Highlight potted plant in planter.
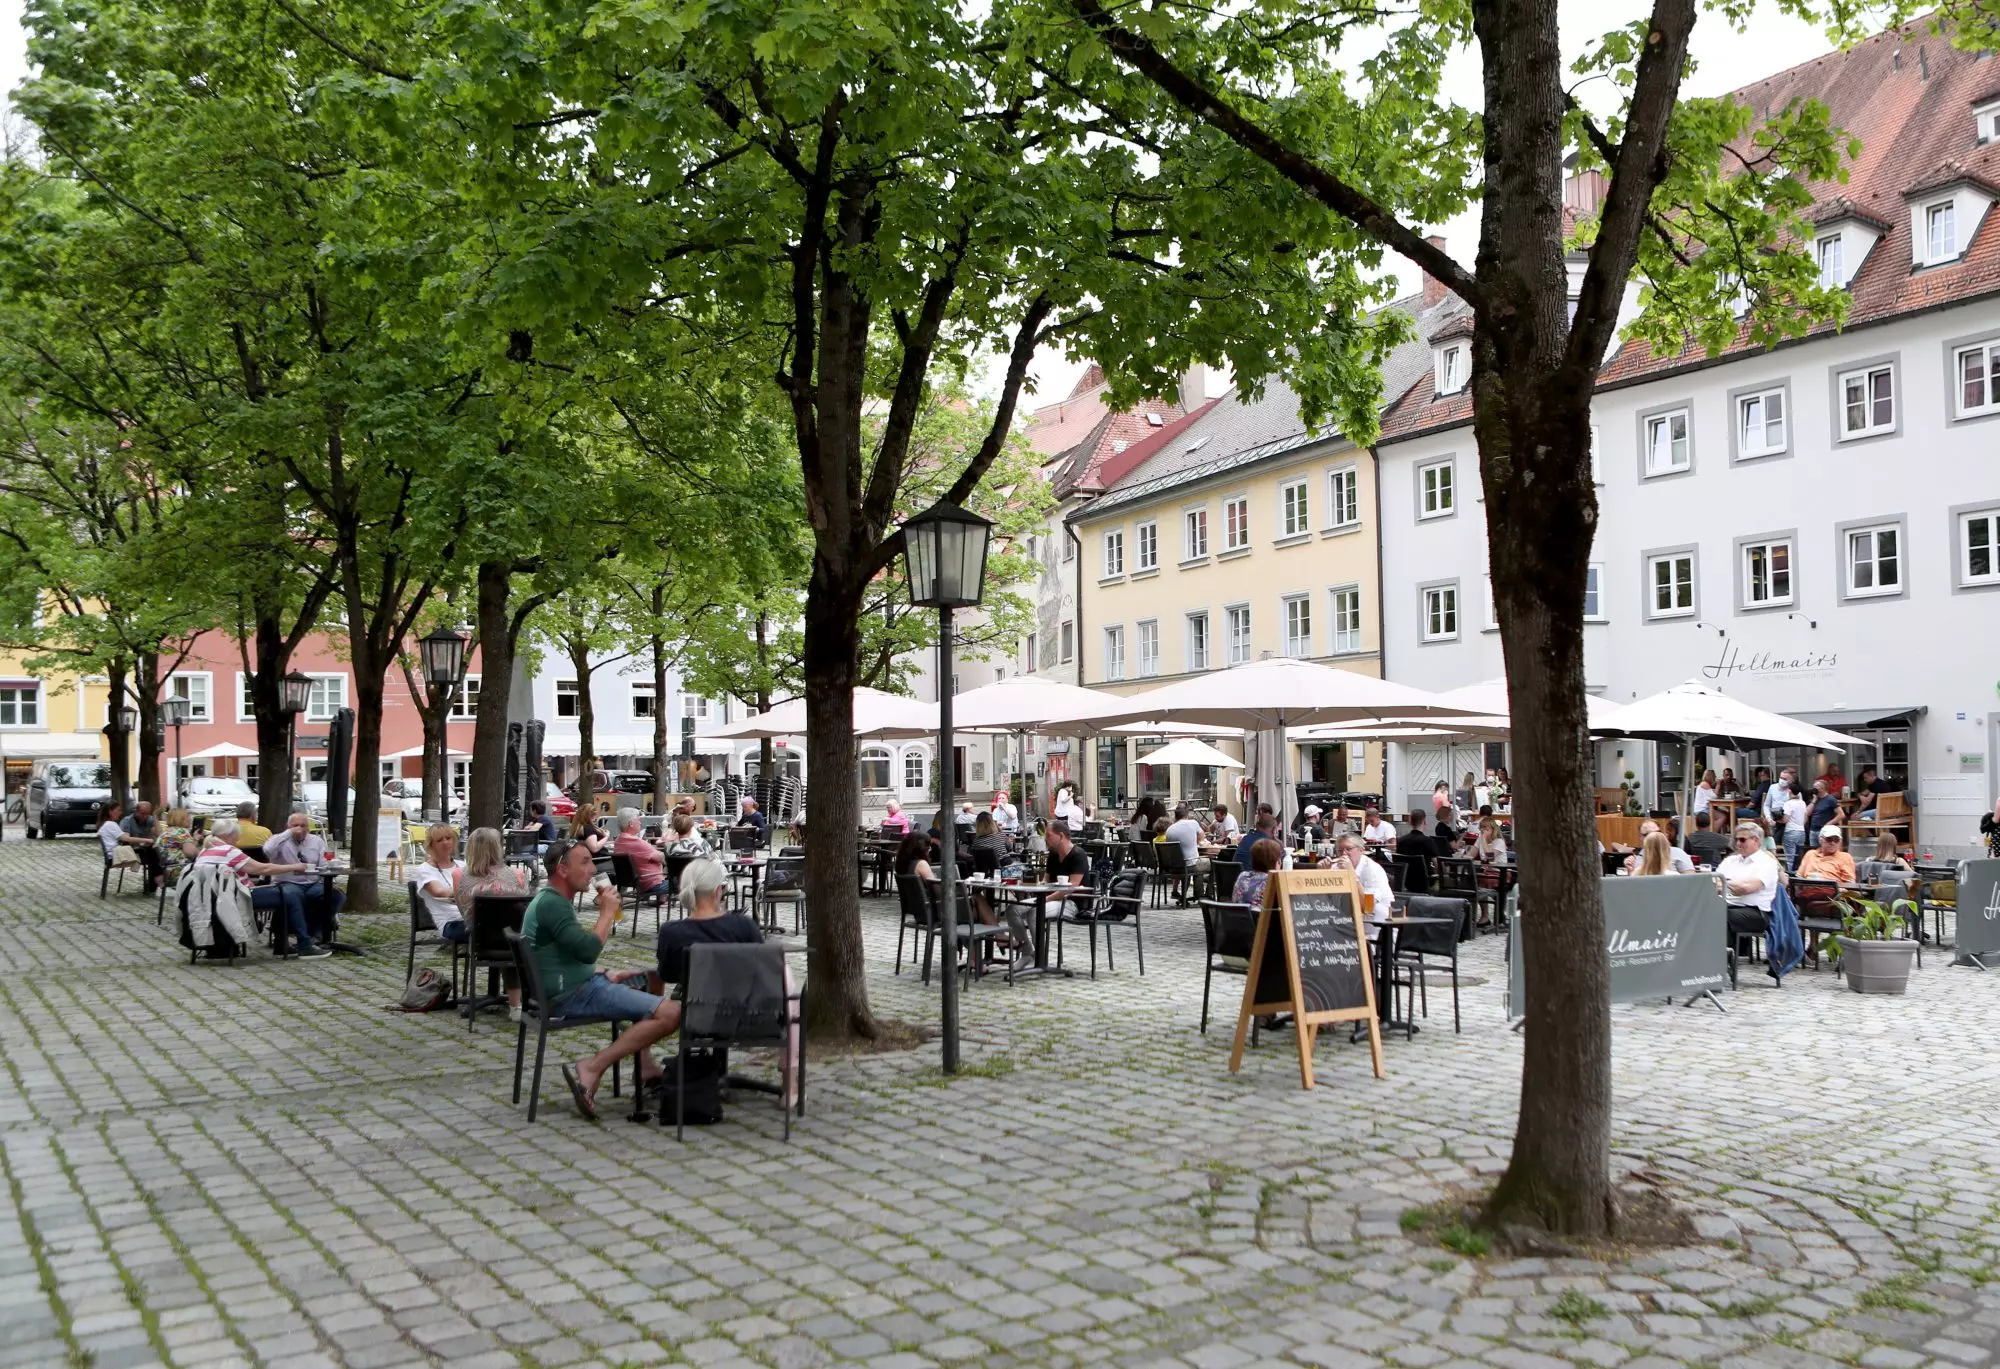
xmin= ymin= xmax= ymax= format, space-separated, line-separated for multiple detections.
xmin=1827 ymin=893 xmax=1921 ymax=995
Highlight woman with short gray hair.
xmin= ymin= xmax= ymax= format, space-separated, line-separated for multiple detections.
xmin=655 ymin=856 xmax=763 ymax=992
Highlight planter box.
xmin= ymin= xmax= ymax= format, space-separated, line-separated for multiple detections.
xmin=1837 ymin=936 xmax=1918 ymax=995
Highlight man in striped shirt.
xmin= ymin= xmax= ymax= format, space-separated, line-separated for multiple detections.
xmin=196 ymin=819 xmax=328 ymax=958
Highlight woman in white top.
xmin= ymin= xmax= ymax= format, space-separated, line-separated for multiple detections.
xmin=1473 ymin=817 xmax=1508 ymax=863
xmin=96 ymin=802 xmax=125 ymax=864
xmin=1692 ymin=769 xmax=1718 ymax=817
xmin=413 ymin=824 xmax=468 ymax=941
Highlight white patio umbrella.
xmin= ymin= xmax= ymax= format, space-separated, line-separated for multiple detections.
xmin=1136 ymin=738 xmax=1244 ymax=769
xmin=1602 ymin=679 xmax=1862 ymax=841
xmin=186 ymin=740 xmax=260 ymax=760
xmin=1290 ymin=717 xmax=1512 ymax=742
xmin=704 ymin=687 xmax=938 ymax=741
xmin=1429 ymin=677 xmax=1632 ymax=732
xmin=382 ymin=744 xmax=471 ymax=761
xmin=1061 ymin=658 xmax=1488 ymax=836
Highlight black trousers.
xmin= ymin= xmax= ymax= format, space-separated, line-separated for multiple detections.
xmin=1726 ymin=905 xmax=1768 ymax=939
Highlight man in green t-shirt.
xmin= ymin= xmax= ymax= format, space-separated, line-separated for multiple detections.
xmin=525 ymin=840 xmax=681 ymax=1118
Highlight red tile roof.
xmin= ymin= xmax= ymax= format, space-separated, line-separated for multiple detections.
xmin=1379 ymin=17 xmax=2000 ymax=444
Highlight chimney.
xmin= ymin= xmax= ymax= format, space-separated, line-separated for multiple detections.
xmin=1178 ymin=363 xmax=1207 ymax=413
xmin=1564 ymin=169 xmax=1607 ymax=217
xmin=1421 ymin=235 xmax=1450 ymax=308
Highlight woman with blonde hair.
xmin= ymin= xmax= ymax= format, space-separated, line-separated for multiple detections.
xmin=567 ymin=809 xmax=608 ymax=855
xmin=1633 ymin=830 xmax=1675 ymax=877
xmin=1871 ymin=833 xmax=1911 ymax=871
xmin=1472 ymin=816 xmax=1508 ymax=863
xmin=456 ymin=827 xmax=530 ymax=1016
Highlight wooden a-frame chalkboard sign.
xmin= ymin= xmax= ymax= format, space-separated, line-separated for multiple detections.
xmin=1227 ymin=867 xmax=1384 ymax=1089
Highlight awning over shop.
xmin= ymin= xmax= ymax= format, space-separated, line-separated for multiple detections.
xmin=0 ymin=732 xmax=106 ymax=758
xmin=1785 ymin=706 xmax=1926 ymax=730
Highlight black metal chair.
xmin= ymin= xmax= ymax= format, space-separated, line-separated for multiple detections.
xmin=760 ymin=855 xmax=806 ymax=935
xmin=1436 ymin=857 xmax=1479 ymax=915
xmin=922 ymin=878 xmax=1013 ymax=983
xmin=664 ymin=852 xmax=698 ymax=910
xmin=404 ymin=879 xmax=464 ymax=991
xmin=671 ymin=943 xmax=802 ymax=1141
xmin=894 ymin=873 xmax=935 ymax=980
xmin=1391 ymin=851 xmax=1433 ymax=895
xmin=1393 ymin=895 xmax=1470 ymax=1035
xmin=463 ymin=892 xmax=531 ymax=1029
xmin=727 ymin=827 xmax=761 ymax=854
xmin=101 ymin=848 xmax=141 ymax=897
xmin=609 ymin=851 xmax=669 ymax=940
xmin=502 ymin=928 xmax=630 ymax=1123
xmin=503 ymin=829 xmax=541 ymax=877
xmin=1198 ymin=900 xmax=1260 ymax=1036
xmin=1793 ymin=878 xmax=1845 ymax=970
xmin=1054 ymin=868 xmax=1146 ymax=979
xmin=1207 ymin=858 xmax=1241 ymax=904
xmin=1155 ymin=842 xmax=1192 ymax=907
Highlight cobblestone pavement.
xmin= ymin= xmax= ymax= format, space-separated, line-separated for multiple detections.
xmin=3 ymin=833 xmax=1999 ymax=1369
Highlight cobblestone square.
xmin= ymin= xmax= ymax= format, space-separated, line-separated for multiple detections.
xmin=3 ymin=834 xmax=1996 ymax=1369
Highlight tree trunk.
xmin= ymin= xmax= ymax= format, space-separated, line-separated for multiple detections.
xmin=1474 ymin=0 xmax=1617 ymax=1240
xmin=105 ymin=656 xmax=132 ymax=811
xmin=568 ymin=636 xmax=598 ymax=814
xmin=756 ymin=610 xmax=774 ymax=787
xmin=469 ymin=561 xmax=514 ymax=829
xmin=343 ymin=655 xmax=386 ymax=912
xmin=132 ymin=652 xmax=163 ymax=810
xmin=800 ymin=561 xmax=877 ymax=1041
xmin=651 ymin=584 xmax=670 ymax=809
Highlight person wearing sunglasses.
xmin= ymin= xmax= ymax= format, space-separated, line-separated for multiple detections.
xmin=1716 ymin=821 xmax=1784 ymax=977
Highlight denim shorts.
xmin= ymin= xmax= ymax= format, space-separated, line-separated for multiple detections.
xmin=556 ymin=972 xmax=662 ymax=1023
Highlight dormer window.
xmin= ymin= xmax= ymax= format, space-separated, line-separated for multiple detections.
xmin=1977 ymin=100 xmax=2000 ymax=144
xmin=1435 ymin=342 xmax=1466 ymax=395
xmin=1816 ymin=233 xmax=1843 ymax=289
xmin=1927 ymin=200 xmax=1958 ymax=260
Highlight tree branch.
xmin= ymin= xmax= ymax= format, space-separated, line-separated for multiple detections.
xmin=1065 ymin=0 xmax=1483 ymax=311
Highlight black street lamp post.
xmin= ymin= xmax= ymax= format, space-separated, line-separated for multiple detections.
xmin=898 ymin=497 xmax=992 ymax=1075
xmin=280 ymin=671 xmax=312 ymax=814
xmin=419 ymin=628 xmax=468 ymax=823
xmin=162 ymin=696 xmax=190 ymax=808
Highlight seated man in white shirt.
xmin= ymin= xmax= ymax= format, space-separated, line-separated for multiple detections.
xmin=1209 ymin=804 xmax=1240 ymax=841
xmin=1337 ymin=835 xmax=1395 ymax=914
xmin=1361 ymin=808 xmax=1397 ymax=844
xmin=1623 ymin=819 xmax=1693 ymax=874
xmin=1715 ymin=821 xmax=1784 ymax=978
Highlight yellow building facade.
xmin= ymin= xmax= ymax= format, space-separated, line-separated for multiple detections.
xmin=1072 ymin=427 xmax=1386 ymax=814
xmin=0 ymin=649 xmax=104 ymax=807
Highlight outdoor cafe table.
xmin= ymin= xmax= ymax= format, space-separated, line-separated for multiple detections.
xmin=269 ymin=863 xmax=356 ymax=957
xmin=1912 ymin=863 xmax=1959 ymax=947
xmin=952 ymin=878 xmax=1077 ymax=982
xmin=722 ymin=854 xmax=766 ymax=922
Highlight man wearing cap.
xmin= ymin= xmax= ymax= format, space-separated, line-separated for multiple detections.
xmin=1796 ymin=826 xmax=1856 ymax=883
xmin=1295 ymin=805 xmax=1329 ymax=845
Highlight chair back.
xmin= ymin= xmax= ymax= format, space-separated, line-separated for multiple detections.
xmin=972 ymin=846 xmax=1000 ymax=877
xmin=1157 ymin=842 xmax=1189 ymax=875
xmin=1392 ymin=852 xmax=1431 ymax=893
xmin=766 ymin=855 xmax=806 ymax=894
xmin=1877 ymin=792 xmax=1910 ymax=819
xmin=1128 ymin=841 xmax=1157 ymax=870
xmin=1400 ymin=895 xmax=1471 ymax=953
xmin=1209 ymin=858 xmax=1241 ymax=899
xmin=504 ymin=829 xmax=539 ymax=858
xmin=1436 ymin=857 xmax=1478 ymax=896
xmin=1792 ymin=877 xmax=1842 ymax=921
xmin=406 ymin=879 xmax=437 ymax=934
xmin=608 ymin=851 xmax=639 ymax=893
xmin=664 ymin=852 xmax=698 ymax=901
xmin=895 ymin=874 xmax=933 ymax=927
xmin=683 ymin=944 xmax=789 ymax=1045
xmin=469 ymin=893 xmax=530 ymax=962
xmin=1093 ymin=867 xmax=1146 ymax=918
xmin=728 ymin=827 xmax=761 ymax=854
xmin=504 ymin=927 xmax=550 ymax=1018
xmin=1199 ymin=900 xmax=1259 ymax=961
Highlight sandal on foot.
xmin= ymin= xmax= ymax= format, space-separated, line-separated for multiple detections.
xmin=560 ymin=1064 xmax=598 ymax=1121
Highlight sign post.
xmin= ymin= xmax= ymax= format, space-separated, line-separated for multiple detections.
xmin=1227 ymin=867 xmax=1383 ymax=1089
xmin=1953 ymin=860 xmax=2000 ymax=969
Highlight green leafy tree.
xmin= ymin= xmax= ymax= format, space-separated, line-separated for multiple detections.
xmin=1049 ymin=0 xmax=1862 ymax=1234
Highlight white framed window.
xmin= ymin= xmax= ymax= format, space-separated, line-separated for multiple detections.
xmin=1980 ymin=100 xmax=2000 ymax=143
xmin=860 ymin=746 xmax=891 ymax=790
xmin=1223 ymin=496 xmax=1250 ymax=551
xmin=902 ymin=750 xmax=926 ymax=790
xmin=1839 ymin=363 xmax=1895 ymax=439
xmin=1644 ymin=409 xmax=1690 ymax=475
xmin=1816 ymin=233 xmax=1843 ymax=289
xmin=1225 ymin=604 xmax=1252 ymax=665
xmin=1742 ymin=538 xmax=1794 ymax=607
xmin=1282 ymin=595 xmax=1312 ymax=657
xmin=1647 ymin=552 xmax=1696 ymax=619
xmin=1956 ymin=339 xmax=2000 ymax=417
xmin=1483 ymin=574 xmax=1498 ymax=631
xmin=1435 ymin=342 xmax=1466 ymax=395
xmin=1279 ymin=479 xmax=1310 ymax=538
xmin=1059 ymin=620 xmax=1074 ymax=664
xmin=1061 ymin=535 xmax=1074 ymax=563
xmin=1926 ymin=200 xmax=1957 ymax=262
xmin=1845 ymin=524 xmax=1901 ymax=597
xmin=0 ymin=682 xmax=40 ymax=727
xmin=167 ymin=671 xmax=212 ymax=723
xmin=1737 ymin=388 xmax=1787 ymax=457
xmin=1960 ymin=509 xmax=1999 ymax=586
xmin=1417 ymin=459 xmax=1454 ymax=519
xmin=1136 ymin=619 xmax=1160 ymax=677
xmin=304 ymin=673 xmax=347 ymax=723
xmin=1588 ymin=424 xmax=1602 ymax=485
xmin=1102 ymin=626 xmax=1126 ymax=681
xmin=1420 ymin=585 xmax=1458 ymax=642
xmin=1583 ymin=564 xmax=1605 ymax=621
xmin=449 ymin=673 xmax=481 ymax=721
xmin=556 ymin=679 xmax=580 ymax=718
xmin=1183 ymin=507 xmax=1208 ymax=560
xmin=1185 ymin=612 xmax=1210 ymax=672
xmin=631 ymin=681 xmax=657 ymax=719
xmin=237 ymin=673 xmax=254 ymax=722
xmin=1329 ymin=587 xmax=1362 ymax=654
xmin=1102 ymin=529 xmax=1124 ymax=578
xmin=682 ymin=693 xmax=711 ymax=720
xmin=1328 ymin=467 xmax=1359 ymax=529
xmin=1134 ymin=520 xmax=1158 ymax=572
xmin=450 ymin=758 xmax=471 ymax=799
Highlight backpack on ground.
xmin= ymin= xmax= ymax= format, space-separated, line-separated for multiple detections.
xmin=398 ymin=968 xmax=454 ymax=1012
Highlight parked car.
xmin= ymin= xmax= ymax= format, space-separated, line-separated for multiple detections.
xmin=184 ymin=776 xmax=258 ymax=820
xmin=541 ymin=782 xmax=577 ymax=818
xmin=565 ymin=770 xmax=654 ymax=800
xmin=23 ymin=760 xmax=114 ymax=838
xmin=381 ymin=778 xmax=466 ymax=823
xmin=300 ymin=781 xmax=356 ymax=828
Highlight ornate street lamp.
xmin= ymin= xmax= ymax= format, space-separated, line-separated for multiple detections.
xmin=280 ymin=671 xmax=312 ymax=812
xmin=899 ymin=498 xmax=992 ymax=1075
xmin=419 ymin=628 xmax=468 ymax=822
xmin=162 ymin=696 xmax=190 ymax=808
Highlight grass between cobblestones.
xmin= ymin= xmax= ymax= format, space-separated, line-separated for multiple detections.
xmin=4 ymin=832 xmax=2000 ymax=1369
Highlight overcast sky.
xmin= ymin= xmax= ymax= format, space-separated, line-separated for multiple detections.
xmin=0 ymin=0 xmax=1839 ymax=409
